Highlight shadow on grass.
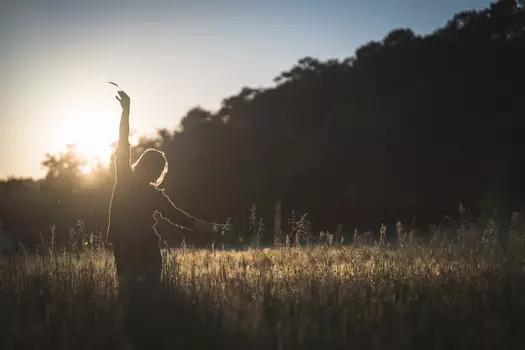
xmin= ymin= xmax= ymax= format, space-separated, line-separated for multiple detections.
xmin=0 ymin=271 xmax=249 ymax=350
xmin=120 ymin=284 xmax=249 ymax=350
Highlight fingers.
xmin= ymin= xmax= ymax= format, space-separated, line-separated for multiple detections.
xmin=115 ymin=90 xmax=130 ymax=108
xmin=117 ymin=90 xmax=129 ymax=99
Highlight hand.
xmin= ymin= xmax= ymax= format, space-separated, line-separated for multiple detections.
xmin=116 ymin=90 xmax=131 ymax=110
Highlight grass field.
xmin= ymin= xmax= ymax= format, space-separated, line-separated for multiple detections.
xmin=1 ymin=217 xmax=525 ymax=350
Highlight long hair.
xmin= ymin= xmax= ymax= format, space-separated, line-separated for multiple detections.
xmin=131 ymin=148 xmax=169 ymax=187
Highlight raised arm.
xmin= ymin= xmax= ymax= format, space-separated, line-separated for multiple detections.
xmin=115 ymin=91 xmax=132 ymax=178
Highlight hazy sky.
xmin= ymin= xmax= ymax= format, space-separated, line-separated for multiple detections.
xmin=1 ymin=0 xmax=492 ymax=179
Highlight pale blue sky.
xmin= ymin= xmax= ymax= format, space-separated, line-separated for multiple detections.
xmin=0 ymin=0 xmax=493 ymax=179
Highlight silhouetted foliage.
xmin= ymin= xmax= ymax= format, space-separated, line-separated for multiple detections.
xmin=2 ymin=0 xmax=525 ymax=248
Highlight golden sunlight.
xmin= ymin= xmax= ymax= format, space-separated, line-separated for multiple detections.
xmin=58 ymin=105 xmax=118 ymax=171
xmin=80 ymin=164 xmax=94 ymax=175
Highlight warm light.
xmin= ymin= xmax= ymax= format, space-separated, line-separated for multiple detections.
xmin=80 ymin=164 xmax=94 ymax=174
xmin=58 ymin=104 xmax=118 ymax=170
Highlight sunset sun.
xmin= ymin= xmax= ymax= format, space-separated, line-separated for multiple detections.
xmin=58 ymin=104 xmax=119 ymax=172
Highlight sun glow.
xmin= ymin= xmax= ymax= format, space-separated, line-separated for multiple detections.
xmin=58 ymin=105 xmax=118 ymax=172
xmin=80 ymin=163 xmax=95 ymax=175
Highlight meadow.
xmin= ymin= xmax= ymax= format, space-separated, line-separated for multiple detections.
xmin=1 ymin=212 xmax=525 ymax=350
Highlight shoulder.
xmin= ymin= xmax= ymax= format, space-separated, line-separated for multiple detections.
xmin=152 ymin=186 xmax=167 ymax=199
xmin=151 ymin=186 xmax=176 ymax=209
xmin=117 ymin=168 xmax=135 ymax=182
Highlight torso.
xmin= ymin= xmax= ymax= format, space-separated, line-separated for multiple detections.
xmin=107 ymin=175 xmax=161 ymax=249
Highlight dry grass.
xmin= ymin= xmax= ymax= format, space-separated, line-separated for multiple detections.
xmin=1 ymin=219 xmax=525 ymax=349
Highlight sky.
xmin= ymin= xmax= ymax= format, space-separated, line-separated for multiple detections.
xmin=1 ymin=0 xmax=493 ymax=179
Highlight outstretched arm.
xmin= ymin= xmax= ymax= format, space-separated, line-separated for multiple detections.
xmin=155 ymin=188 xmax=222 ymax=234
xmin=115 ymin=91 xmax=131 ymax=178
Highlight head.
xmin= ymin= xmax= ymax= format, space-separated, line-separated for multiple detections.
xmin=131 ymin=148 xmax=168 ymax=187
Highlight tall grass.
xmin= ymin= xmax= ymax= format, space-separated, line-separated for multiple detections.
xmin=1 ymin=211 xmax=525 ymax=349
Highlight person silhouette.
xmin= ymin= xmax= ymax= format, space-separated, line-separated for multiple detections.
xmin=107 ymin=90 xmax=219 ymax=285
xmin=106 ymin=90 xmax=221 ymax=349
